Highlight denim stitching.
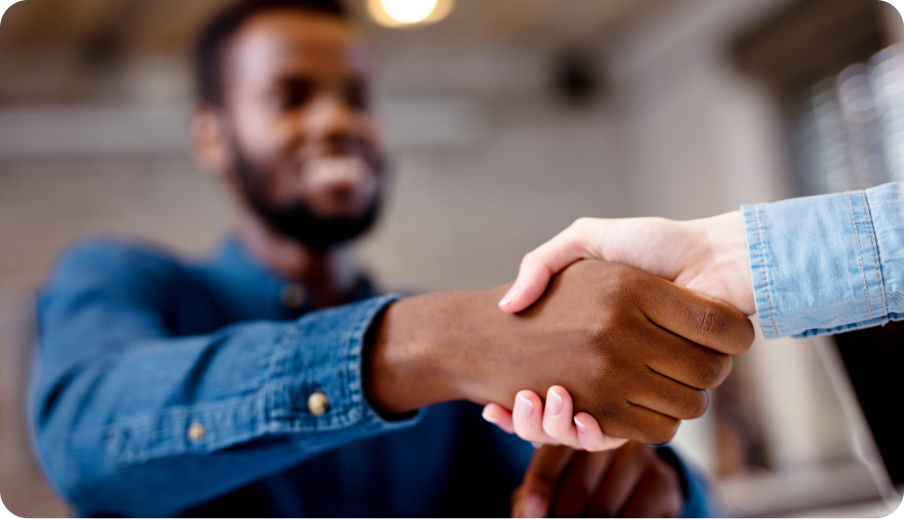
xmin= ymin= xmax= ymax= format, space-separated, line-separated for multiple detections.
xmin=847 ymin=192 xmax=872 ymax=319
xmin=860 ymin=191 xmax=887 ymax=317
xmin=752 ymin=207 xmax=780 ymax=337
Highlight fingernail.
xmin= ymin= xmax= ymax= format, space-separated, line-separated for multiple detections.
xmin=547 ymin=390 xmax=563 ymax=415
xmin=481 ymin=409 xmax=498 ymax=424
xmin=517 ymin=394 xmax=533 ymax=419
xmin=522 ymin=494 xmax=547 ymax=518
xmin=499 ymin=287 xmax=518 ymax=308
xmin=574 ymin=416 xmax=587 ymax=434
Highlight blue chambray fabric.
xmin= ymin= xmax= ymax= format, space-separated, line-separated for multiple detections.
xmin=743 ymin=182 xmax=904 ymax=339
xmin=29 ymin=237 xmax=714 ymax=517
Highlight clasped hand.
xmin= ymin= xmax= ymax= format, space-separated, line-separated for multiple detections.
xmin=484 ymin=212 xmax=755 ymax=450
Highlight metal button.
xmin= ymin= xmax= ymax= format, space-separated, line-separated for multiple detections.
xmin=307 ymin=392 xmax=329 ymax=416
xmin=280 ymin=284 xmax=307 ymax=310
xmin=187 ymin=422 xmax=206 ymax=441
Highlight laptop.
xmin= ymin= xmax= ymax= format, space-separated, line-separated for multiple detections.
xmin=818 ymin=320 xmax=904 ymax=507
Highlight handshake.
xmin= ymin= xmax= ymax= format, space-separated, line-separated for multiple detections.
xmin=364 ymin=212 xmax=755 ymax=517
xmin=368 ymin=212 xmax=756 ymax=448
xmin=487 ymin=211 xmax=756 ymax=449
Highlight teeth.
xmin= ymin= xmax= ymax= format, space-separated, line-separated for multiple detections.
xmin=304 ymin=156 xmax=369 ymax=187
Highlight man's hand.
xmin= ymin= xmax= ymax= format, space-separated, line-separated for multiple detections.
xmin=366 ymin=260 xmax=754 ymax=445
xmin=498 ymin=212 xmax=755 ymax=316
xmin=512 ymin=442 xmax=683 ymax=518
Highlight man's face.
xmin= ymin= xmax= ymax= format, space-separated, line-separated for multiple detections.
xmin=220 ymin=10 xmax=384 ymax=249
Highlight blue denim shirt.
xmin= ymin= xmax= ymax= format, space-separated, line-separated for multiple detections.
xmin=30 ymin=237 xmax=713 ymax=517
xmin=743 ymin=182 xmax=904 ymax=339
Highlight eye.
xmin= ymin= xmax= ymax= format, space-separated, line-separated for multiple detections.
xmin=275 ymin=79 xmax=315 ymax=111
xmin=344 ymin=79 xmax=370 ymax=112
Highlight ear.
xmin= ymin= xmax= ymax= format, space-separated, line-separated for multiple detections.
xmin=192 ymin=104 xmax=231 ymax=177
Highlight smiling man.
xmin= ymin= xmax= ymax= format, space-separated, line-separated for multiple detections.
xmin=28 ymin=0 xmax=753 ymax=516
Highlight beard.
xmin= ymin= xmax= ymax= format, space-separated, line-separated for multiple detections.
xmin=231 ymin=146 xmax=381 ymax=252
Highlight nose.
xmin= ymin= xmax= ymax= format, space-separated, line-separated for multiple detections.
xmin=303 ymin=91 xmax=362 ymax=152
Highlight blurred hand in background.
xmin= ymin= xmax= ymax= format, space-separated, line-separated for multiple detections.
xmin=511 ymin=442 xmax=683 ymax=518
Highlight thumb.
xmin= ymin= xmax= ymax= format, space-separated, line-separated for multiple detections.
xmin=512 ymin=445 xmax=574 ymax=517
xmin=499 ymin=219 xmax=605 ymax=313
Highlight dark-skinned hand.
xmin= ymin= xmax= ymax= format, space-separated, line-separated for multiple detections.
xmin=367 ymin=260 xmax=755 ymax=445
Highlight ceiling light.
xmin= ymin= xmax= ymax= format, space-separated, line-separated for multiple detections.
xmin=382 ymin=0 xmax=437 ymax=24
xmin=367 ymin=0 xmax=454 ymax=28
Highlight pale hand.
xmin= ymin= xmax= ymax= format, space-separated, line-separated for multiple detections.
xmin=498 ymin=212 xmax=755 ymax=316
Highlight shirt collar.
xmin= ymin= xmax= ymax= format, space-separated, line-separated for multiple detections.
xmin=206 ymin=236 xmax=378 ymax=319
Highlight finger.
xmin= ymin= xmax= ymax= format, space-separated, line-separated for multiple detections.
xmin=513 ymin=390 xmax=555 ymax=444
xmin=600 ymin=404 xmax=681 ymax=446
xmin=627 ymin=368 xmax=711 ymax=420
xmin=588 ymin=442 xmax=650 ymax=517
xmin=500 ymin=220 xmax=603 ymax=313
xmin=482 ymin=403 xmax=516 ymax=434
xmin=542 ymin=386 xmax=581 ymax=449
xmin=552 ymin=450 xmax=616 ymax=518
xmin=513 ymin=445 xmax=576 ymax=518
xmin=645 ymin=334 xmax=733 ymax=390
xmin=639 ymin=275 xmax=755 ymax=356
xmin=574 ymin=412 xmax=629 ymax=452
xmin=512 ymin=492 xmax=549 ymax=519
xmin=620 ymin=465 xmax=683 ymax=518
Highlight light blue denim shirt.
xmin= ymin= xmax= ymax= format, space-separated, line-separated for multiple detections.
xmin=743 ymin=182 xmax=904 ymax=339
xmin=29 ymin=237 xmax=714 ymax=517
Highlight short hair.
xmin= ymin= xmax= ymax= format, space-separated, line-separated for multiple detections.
xmin=195 ymin=0 xmax=349 ymax=106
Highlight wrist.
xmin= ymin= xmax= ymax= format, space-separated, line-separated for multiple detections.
xmin=364 ymin=289 xmax=503 ymax=415
xmin=702 ymin=211 xmax=755 ymax=315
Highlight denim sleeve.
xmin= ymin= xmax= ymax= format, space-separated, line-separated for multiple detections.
xmin=742 ymin=182 xmax=904 ymax=339
xmin=30 ymin=242 xmax=421 ymax=516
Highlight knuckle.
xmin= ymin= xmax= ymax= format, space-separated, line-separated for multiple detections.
xmin=520 ymin=251 xmax=539 ymax=271
xmin=643 ymin=421 xmax=680 ymax=446
xmin=698 ymin=354 xmax=732 ymax=388
xmin=694 ymin=356 xmax=724 ymax=389
xmin=693 ymin=307 xmax=725 ymax=343
xmin=571 ymin=217 xmax=595 ymax=233
xmin=525 ymin=472 xmax=557 ymax=493
xmin=686 ymin=390 xmax=709 ymax=419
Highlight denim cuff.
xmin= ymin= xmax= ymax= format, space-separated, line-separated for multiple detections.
xmin=265 ymin=293 xmax=422 ymax=433
xmin=742 ymin=204 xmax=781 ymax=339
xmin=742 ymin=189 xmax=889 ymax=339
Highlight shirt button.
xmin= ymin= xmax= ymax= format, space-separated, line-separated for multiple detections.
xmin=307 ymin=392 xmax=329 ymax=416
xmin=187 ymin=422 xmax=206 ymax=441
xmin=280 ymin=284 xmax=307 ymax=310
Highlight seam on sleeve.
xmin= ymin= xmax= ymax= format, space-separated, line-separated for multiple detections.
xmin=752 ymin=207 xmax=780 ymax=338
xmin=847 ymin=192 xmax=873 ymax=319
xmin=860 ymin=190 xmax=887 ymax=317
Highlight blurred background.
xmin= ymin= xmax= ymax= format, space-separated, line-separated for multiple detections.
xmin=0 ymin=0 xmax=902 ymax=516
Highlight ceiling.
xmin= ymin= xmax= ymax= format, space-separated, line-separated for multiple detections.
xmin=0 ymin=0 xmax=670 ymax=57
xmin=0 ymin=0 xmax=672 ymax=105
